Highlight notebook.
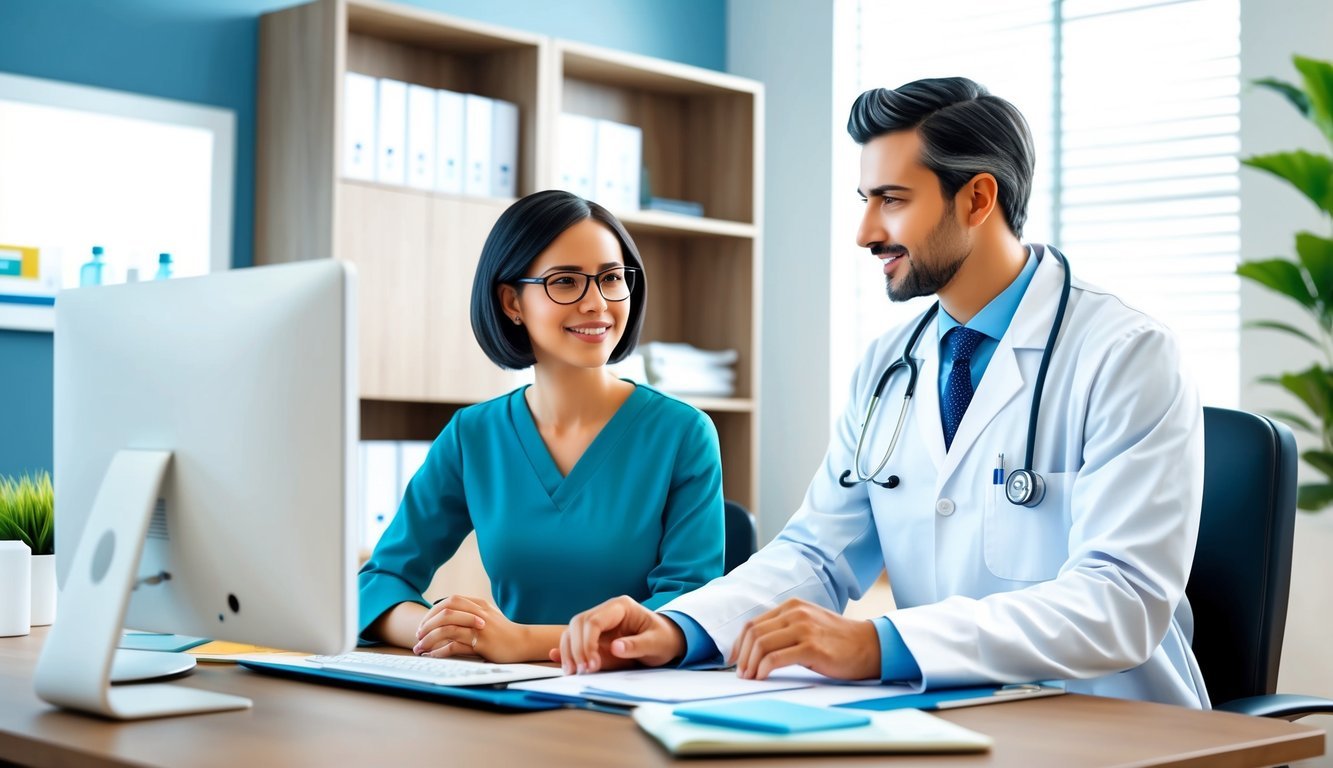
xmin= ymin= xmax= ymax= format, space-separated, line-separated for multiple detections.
xmin=633 ymin=703 xmax=993 ymax=755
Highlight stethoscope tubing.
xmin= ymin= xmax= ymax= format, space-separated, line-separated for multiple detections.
xmin=840 ymin=245 xmax=1071 ymax=494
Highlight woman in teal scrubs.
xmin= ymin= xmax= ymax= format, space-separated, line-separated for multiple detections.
xmin=358 ymin=190 xmax=725 ymax=663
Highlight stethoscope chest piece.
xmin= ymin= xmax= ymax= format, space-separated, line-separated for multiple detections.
xmin=1005 ymin=468 xmax=1045 ymax=507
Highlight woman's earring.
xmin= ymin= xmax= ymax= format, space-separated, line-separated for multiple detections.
xmin=512 ymin=316 xmax=521 ymax=325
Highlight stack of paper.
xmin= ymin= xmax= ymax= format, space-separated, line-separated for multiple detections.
xmin=642 ymin=341 xmax=738 ymax=397
xmin=512 ymin=668 xmax=810 ymax=706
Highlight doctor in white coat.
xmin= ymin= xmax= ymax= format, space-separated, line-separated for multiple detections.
xmin=556 ymin=77 xmax=1209 ymax=709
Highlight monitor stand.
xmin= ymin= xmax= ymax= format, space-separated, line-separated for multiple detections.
xmin=112 ymin=649 xmax=197 ymax=683
xmin=33 ymin=449 xmax=252 ymax=719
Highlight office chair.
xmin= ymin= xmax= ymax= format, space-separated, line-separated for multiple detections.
xmin=723 ymin=500 xmax=758 ymax=575
xmin=1185 ymin=406 xmax=1333 ymax=719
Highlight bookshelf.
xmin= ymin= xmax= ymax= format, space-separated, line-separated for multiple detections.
xmin=256 ymin=0 xmax=763 ymax=511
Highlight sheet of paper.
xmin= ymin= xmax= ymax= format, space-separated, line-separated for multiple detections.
xmin=512 ymin=667 xmax=812 ymax=704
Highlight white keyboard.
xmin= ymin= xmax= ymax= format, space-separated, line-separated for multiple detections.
xmin=306 ymin=652 xmax=564 ymax=687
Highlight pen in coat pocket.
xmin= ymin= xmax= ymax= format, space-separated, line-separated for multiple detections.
xmin=993 ymin=453 xmax=1004 ymax=485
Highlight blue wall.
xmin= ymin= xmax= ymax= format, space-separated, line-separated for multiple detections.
xmin=0 ymin=0 xmax=726 ymax=479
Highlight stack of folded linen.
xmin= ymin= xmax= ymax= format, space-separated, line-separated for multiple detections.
xmin=642 ymin=341 xmax=738 ymax=397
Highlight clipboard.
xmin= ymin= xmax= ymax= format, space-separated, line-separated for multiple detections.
xmin=837 ymin=683 xmax=1065 ymax=712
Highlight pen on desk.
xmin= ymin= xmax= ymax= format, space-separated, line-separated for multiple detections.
xmin=993 ymin=453 xmax=1004 ymax=485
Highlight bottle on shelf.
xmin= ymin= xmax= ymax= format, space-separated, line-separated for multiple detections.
xmin=79 ymin=246 xmax=106 ymax=287
xmin=154 ymin=253 xmax=173 ymax=280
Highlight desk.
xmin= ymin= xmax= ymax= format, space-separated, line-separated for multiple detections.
xmin=0 ymin=628 xmax=1324 ymax=767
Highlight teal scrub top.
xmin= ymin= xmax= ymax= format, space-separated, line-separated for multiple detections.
xmin=357 ymin=383 xmax=725 ymax=638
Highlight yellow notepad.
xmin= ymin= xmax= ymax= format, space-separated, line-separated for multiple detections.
xmin=187 ymin=641 xmax=306 ymax=663
xmin=632 ymin=703 xmax=992 ymax=756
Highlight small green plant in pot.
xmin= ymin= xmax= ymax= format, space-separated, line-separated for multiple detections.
xmin=0 ymin=472 xmax=56 ymax=625
xmin=1240 ymin=54 xmax=1333 ymax=511
xmin=0 ymin=472 xmax=53 ymax=555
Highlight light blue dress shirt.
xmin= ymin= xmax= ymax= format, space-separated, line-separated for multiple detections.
xmin=358 ymin=383 xmax=725 ymax=640
xmin=666 ymin=247 xmax=1041 ymax=682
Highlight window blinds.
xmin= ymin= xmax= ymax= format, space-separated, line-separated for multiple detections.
xmin=842 ymin=0 xmax=1240 ymax=408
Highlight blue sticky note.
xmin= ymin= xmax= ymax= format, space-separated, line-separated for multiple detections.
xmin=673 ymin=700 xmax=872 ymax=734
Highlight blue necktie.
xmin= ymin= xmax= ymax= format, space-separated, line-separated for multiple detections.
xmin=942 ymin=327 xmax=986 ymax=450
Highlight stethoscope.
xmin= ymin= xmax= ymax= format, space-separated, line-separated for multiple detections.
xmin=838 ymin=245 xmax=1073 ymax=508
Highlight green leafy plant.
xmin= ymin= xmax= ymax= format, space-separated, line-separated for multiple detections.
xmin=1241 ymin=54 xmax=1333 ymax=511
xmin=0 ymin=471 xmax=54 ymax=555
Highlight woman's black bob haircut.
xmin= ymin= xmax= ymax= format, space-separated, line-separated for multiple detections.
xmin=470 ymin=189 xmax=647 ymax=370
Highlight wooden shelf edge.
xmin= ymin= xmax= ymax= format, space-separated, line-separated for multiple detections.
xmin=346 ymin=0 xmax=545 ymax=49
xmin=680 ymin=396 xmax=754 ymax=413
xmin=557 ymin=39 xmax=762 ymax=96
xmin=617 ymin=209 xmax=757 ymax=239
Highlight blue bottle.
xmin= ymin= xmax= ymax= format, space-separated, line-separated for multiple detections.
xmin=154 ymin=253 xmax=173 ymax=280
xmin=79 ymin=246 xmax=106 ymax=287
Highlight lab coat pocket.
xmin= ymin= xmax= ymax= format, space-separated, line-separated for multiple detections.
xmin=983 ymin=471 xmax=1073 ymax=582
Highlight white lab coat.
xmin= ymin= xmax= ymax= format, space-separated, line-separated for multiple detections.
xmin=662 ymin=247 xmax=1209 ymax=708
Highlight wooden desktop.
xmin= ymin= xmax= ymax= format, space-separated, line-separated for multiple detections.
xmin=0 ymin=628 xmax=1323 ymax=767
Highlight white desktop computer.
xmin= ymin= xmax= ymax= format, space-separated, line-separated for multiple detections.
xmin=37 ymin=260 xmax=358 ymax=719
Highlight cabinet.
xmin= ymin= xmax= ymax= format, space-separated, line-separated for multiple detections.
xmin=257 ymin=0 xmax=763 ymax=510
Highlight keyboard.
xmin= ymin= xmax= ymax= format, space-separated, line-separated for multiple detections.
xmin=305 ymin=652 xmax=565 ymax=687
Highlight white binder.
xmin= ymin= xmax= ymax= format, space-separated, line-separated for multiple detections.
xmin=342 ymin=72 xmax=378 ymax=181
xmin=435 ymin=89 xmax=466 ymax=195
xmin=463 ymin=94 xmax=493 ymax=196
xmin=490 ymin=98 xmax=519 ymax=198
xmin=557 ymin=113 xmax=597 ymax=199
xmin=359 ymin=441 xmax=401 ymax=552
xmin=405 ymin=84 xmax=437 ymax=191
xmin=594 ymin=119 xmax=643 ymax=212
xmin=375 ymin=78 xmax=408 ymax=185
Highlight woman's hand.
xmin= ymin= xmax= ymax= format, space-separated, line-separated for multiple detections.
xmin=415 ymin=595 xmax=536 ymax=663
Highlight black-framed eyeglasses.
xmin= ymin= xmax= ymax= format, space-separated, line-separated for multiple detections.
xmin=513 ymin=266 xmax=638 ymax=305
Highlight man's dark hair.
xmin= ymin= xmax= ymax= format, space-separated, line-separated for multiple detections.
xmin=470 ymin=190 xmax=647 ymax=369
xmin=848 ymin=77 xmax=1035 ymax=237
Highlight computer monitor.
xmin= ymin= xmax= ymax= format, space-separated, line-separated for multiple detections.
xmin=36 ymin=260 xmax=358 ymax=719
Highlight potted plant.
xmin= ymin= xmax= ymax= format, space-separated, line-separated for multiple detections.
xmin=1239 ymin=54 xmax=1333 ymax=511
xmin=0 ymin=471 xmax=55 ymax=624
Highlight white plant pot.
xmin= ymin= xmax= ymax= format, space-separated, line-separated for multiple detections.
xmin=30 ymin=553 xmax=55 ymax=626
xmin=0 ymin=540 xmax=31 ymax=637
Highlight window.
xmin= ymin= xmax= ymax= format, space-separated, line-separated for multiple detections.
xmin=0 ymin=72 xmax=234 ymax=332
xmin=831 ymin=0 xmax=1240 ymax=419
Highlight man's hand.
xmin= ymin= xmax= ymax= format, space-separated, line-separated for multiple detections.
xmin=553 ymin=596 xmax=686 ymax=674
xmin=729 ymin=598 xmax=881 ymax=681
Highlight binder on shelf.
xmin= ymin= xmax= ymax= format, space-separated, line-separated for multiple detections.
xmin=594 ymin=119 xmax=642 ymax=213
xmin=463 ymin=94 xmax=493 ymax=197
xmin=375 ymin=78 xmax=408 ymax=185
xmin=405 ymin=84 xmax=437 ymax=191
xmin=435 ymin=89 xmax=466 ymax=195
xmin=557 ymin=113 xmax=597 ymax=200
xmin=490 ymin=98 xmax=519 ymax=199
xmin=398 ymin=441 xmax=431 ymax=494
xmin=342 ymin=72 xmax=378 ymax=181
xmin=360 ymin=441 xmax=401 ymax=551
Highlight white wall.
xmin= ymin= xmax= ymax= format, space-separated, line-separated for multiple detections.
xmin=727 ymin=0 xmax=837 ymax=540
xmin=1240 ymin=0 xmax=1333 ymax=754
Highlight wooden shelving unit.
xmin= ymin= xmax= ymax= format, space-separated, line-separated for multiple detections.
xmin=257 ymin=0 xmax=762 ymax=510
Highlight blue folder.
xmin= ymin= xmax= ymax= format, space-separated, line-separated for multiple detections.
xmin=837 ymin=684 xmax=1065 ymax=712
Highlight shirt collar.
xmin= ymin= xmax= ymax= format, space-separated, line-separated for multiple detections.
xmin=937 ymin=245 xmax=1039 ymax=342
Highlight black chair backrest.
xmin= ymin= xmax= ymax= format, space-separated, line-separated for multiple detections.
xmin=723 ymin=500 xmax=758 ymax=575
xmin=1186 ymin=406 xmax=1298 ymax=706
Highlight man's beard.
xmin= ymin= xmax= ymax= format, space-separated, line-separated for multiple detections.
xmin=885 ymin=209 xmax=970 ymax=302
